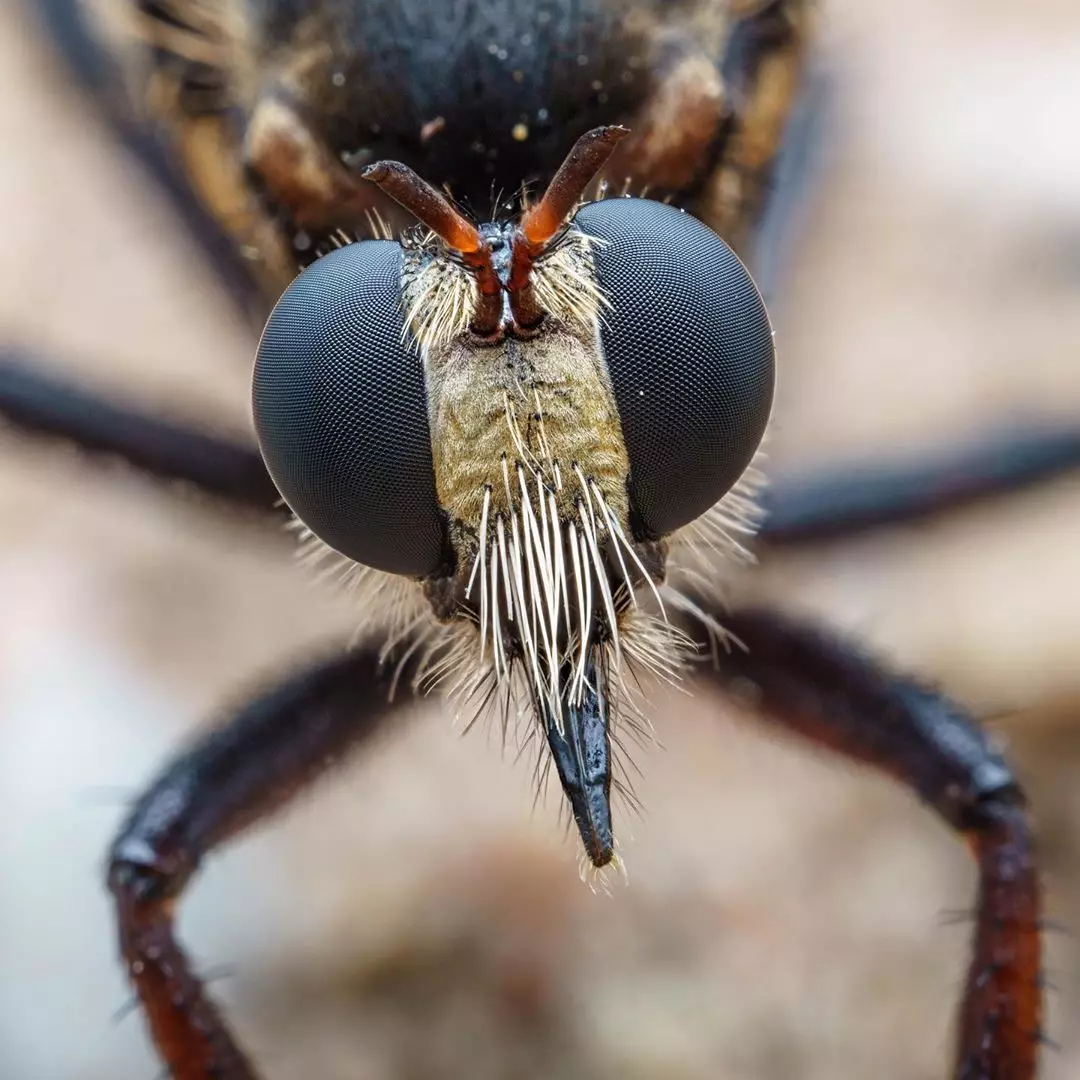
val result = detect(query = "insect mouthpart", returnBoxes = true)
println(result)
[464,462,627,870]
[454,438,676,870]
[543,655,615,869]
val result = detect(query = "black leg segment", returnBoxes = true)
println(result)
[759,426,1080,547]
[697,607,1043,1080]
[32,0,266,314]
[107,646,421,1080]
[0,351,285,517]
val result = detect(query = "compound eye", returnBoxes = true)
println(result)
[573,199,775,538]
[252,240,448,577]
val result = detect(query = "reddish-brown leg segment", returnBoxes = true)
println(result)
[107,648,420,1079]
[702,608,1043,1080]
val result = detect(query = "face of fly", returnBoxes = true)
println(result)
[365,128,682,871]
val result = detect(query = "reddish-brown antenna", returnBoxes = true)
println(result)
[520,126,628,243]
[364,127,629,336]
[508,126,628,327]
[363,161,503,336]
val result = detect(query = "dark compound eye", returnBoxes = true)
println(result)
[573,198,775,538]
[252,240,448,577]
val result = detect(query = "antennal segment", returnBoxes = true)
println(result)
[509,126,628,328]
[363,161,502,337]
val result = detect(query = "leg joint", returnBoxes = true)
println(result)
[957,778,1028,833]
[107,832,195,906]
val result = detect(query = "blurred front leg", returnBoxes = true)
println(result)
[700,608,1043,1080]
[107,647,420,1080]
[700,0,814,256]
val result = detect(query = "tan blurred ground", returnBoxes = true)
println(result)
[1,2,1079,1078]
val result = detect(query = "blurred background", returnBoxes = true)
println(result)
[1,1,1079,1077]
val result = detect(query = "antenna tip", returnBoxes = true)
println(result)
[361,162,395,183]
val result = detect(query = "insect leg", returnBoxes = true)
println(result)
[697,0,815,259]
[0,350,284,516]
[749,57,832,303]
[758,425,1080,547]
[697,607,1043,1080]
[107,647,422,1080]
[33,0,267,316]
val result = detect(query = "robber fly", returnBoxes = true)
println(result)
[14,1,1050,1078]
